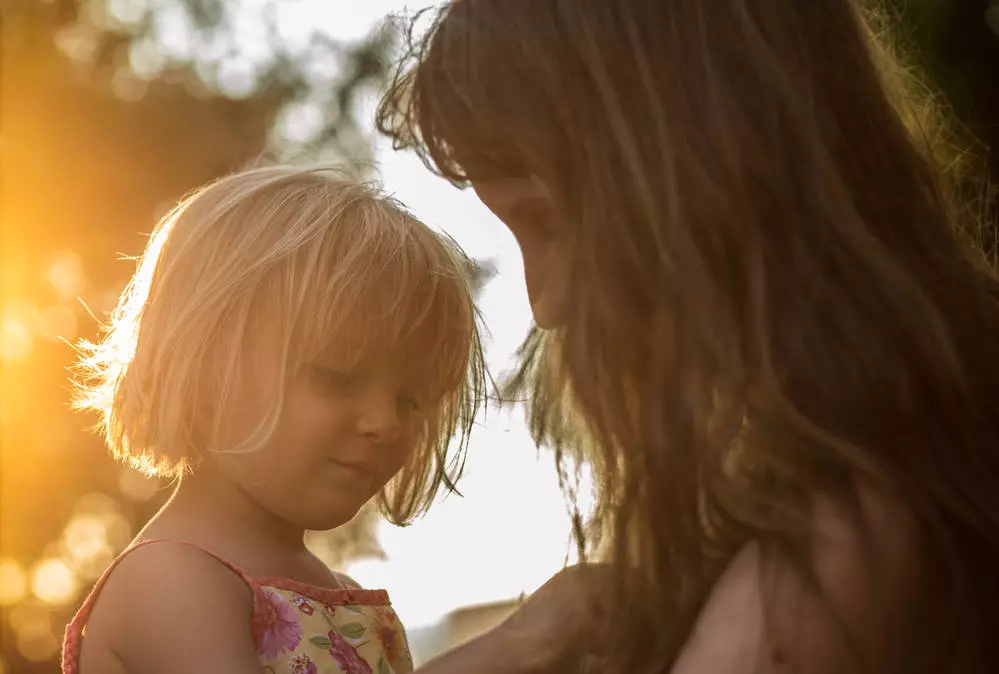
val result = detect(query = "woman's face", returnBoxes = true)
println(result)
[472,176,566,329]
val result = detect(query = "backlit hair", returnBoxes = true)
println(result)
[379,1,999,671]
[74,166,487,524]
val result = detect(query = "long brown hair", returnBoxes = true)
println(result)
[378,1,999,671]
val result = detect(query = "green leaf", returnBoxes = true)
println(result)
[378,657,392,674]
[310,635,333,649]
[343,604,364,614]
[339,622,367,640]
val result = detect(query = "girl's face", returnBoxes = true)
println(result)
[213,352,425,532]
[472,176,566,329]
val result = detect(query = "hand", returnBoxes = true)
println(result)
[493,564,611,673]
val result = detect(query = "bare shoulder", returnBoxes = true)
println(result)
[299,549,363,590]
[672,483,920,674]
[330,569,364,590]
[81,541,261,674]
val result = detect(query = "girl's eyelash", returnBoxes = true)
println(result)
[399,395,421,412]
[313,366,354,389]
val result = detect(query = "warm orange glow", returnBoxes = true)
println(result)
[30,557,79,605]
[118,465,161,502]
[63,513,115,581]
[9,603,59,661]
[1,302,36,362]
[44,249,84,302]
[0,559,27,606]
[37,304,79,342]
[17,625,60,663]
[100,511,134,550]
[74,492,121,518]
[72,542,114,582]
[63,514,106,552]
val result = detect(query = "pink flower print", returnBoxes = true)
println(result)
[289,654,318,674]
[253,590,303,659]
[328,629,373,674]
[293,593,315,616]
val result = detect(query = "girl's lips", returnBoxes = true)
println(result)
[328,458,378,476]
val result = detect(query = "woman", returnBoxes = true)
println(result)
[380,1,999,672]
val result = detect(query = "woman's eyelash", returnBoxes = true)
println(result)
[521,211,557,239]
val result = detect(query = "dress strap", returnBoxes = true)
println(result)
[61,538,267,674]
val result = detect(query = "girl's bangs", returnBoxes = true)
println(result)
[297,219,475,402]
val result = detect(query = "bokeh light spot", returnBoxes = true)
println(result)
[100,511,134,551]
[64,515,107,555]
[0,559,27,606]
[107,0,148,26]
[44,250,84,302]
[112,66,149,102]
[17,627,60,663]
[63,514,115,581]
[72,543,114,583]
[10,604,59,662]
[74,492,121,518]
[37,304,79,342]
[1,302,37,362]
[119,466,161,502]
[30,558,79,605]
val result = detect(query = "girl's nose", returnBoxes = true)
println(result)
[356,386,402,445]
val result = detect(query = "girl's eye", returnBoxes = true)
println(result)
[312,366,355,391]
[398,394,422,414]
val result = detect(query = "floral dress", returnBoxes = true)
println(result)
[62,539,414,674]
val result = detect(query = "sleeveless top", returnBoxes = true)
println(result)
[62,539,414,674]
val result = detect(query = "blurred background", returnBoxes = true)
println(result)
[0,0,996,672]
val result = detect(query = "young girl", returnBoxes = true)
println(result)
[378,1,999,673]
[63,166,497,674]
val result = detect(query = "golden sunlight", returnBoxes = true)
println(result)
[44,249,84,303]
[30,558,79,606]
[63,514,106,554]
[1,302,36,362]
[118,465,161,502]
[16,621,60,663]
[0,559,27,606]
[9,603,60,662]
[37,305,79,343]
[62,514,114,581]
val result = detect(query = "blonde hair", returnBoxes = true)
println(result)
[74,166,487,524]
